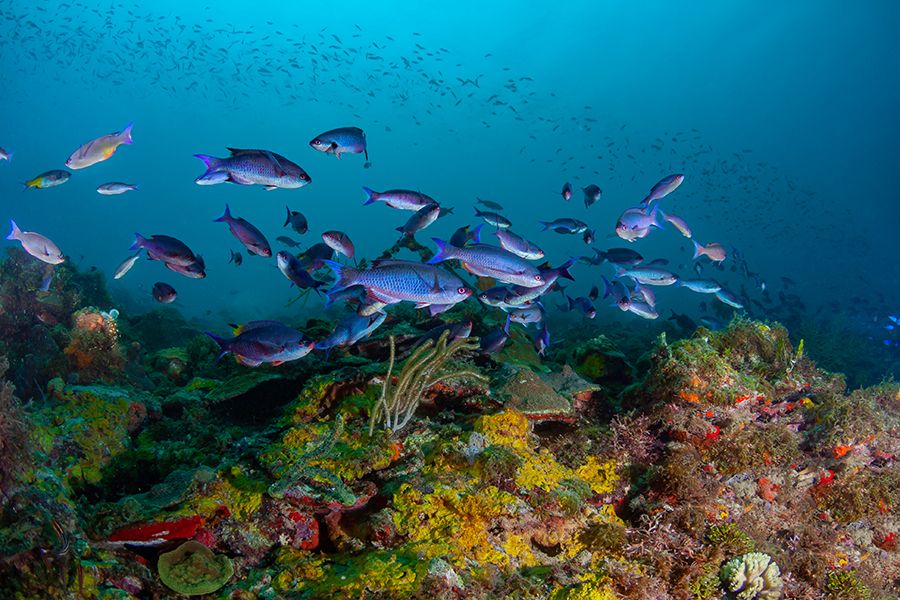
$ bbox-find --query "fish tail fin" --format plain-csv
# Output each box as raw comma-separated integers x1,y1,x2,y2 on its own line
322,259,356,293
129,232,146,251
426,238,455,264
194,153,222,173
120,122,134,145
283,206,291,227
692,240,703,260
20,181,28,191
6,220,21,241
538,221,550,231
473,207,483,217
213,204,232,223
205,332,229,362
601,275,613,299
650,206,665,229
364,148,369,161
556,259,575,281
471,223,484,244
566,295,574,310
361,186,377,205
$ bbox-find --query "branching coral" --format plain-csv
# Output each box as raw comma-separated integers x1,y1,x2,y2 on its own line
369,331,486,435
720,552,783,600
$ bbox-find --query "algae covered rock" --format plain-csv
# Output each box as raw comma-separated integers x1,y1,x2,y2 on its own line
720,552,783,599
157,540,233,596
497,366,573,421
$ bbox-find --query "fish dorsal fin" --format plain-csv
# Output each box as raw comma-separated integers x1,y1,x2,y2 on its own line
226,147,253,156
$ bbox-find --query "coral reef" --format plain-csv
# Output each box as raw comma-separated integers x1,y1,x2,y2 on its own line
1,257,898,599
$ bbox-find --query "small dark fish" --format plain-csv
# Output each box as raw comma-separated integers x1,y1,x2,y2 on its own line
561,182,573,201
363,161,372,169
480,321,510,353
582,184,601,208
534,322,550,356
277,235,302,248
277,251,324,292
474,207,511,229
476,197,504,211
582,228,595,245
152,281,177,303
596,247,643,267
229,249,243,266
284,206,308,234
449,224,483,247
668,310,697,331
539,218,588,235
397,204,441,237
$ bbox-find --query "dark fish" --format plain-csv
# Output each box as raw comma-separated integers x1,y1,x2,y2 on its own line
284,206,308,234
152,281,177,304
596,247,643,267
539,218,588,234
668,310,697,331
449,224,483,247
476,197,504,211
582,184,601,208
480,320,510,353
561,182,573,201
474,208,511,229
229,250,243,266
277,236,302,248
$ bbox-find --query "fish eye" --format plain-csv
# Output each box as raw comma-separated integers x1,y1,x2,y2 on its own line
534,274,542,281
458,287,467,295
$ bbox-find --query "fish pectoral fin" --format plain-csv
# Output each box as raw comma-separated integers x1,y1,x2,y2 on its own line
264,186,278,191
264,151,287,177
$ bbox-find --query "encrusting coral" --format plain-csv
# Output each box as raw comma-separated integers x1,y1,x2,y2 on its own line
157,540,234,596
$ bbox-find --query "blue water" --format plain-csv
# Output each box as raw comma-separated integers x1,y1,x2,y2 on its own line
2,1,898,376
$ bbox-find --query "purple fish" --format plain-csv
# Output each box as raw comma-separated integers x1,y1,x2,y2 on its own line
322,231,355,258
480,320,511,354
317,311,386,350
284,206,308,234
207,321,314,367
534,322,550,356
309,127,367,160
615,206,664,242
601,275,631,311
505,260,575,306
324,259,471,311
397,204,441,237
362,187,436,211
195,148,311,190
214,204,271,257
298,242,335,272
7,220,64,264
642,174,684,206
130,233,196,266
428,240,544,288
565,295,596,319
165,254,206,279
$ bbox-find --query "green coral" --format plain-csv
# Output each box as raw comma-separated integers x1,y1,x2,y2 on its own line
157,540,233,596
824,571,872,600
706,523,754,555
720,552,783,600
